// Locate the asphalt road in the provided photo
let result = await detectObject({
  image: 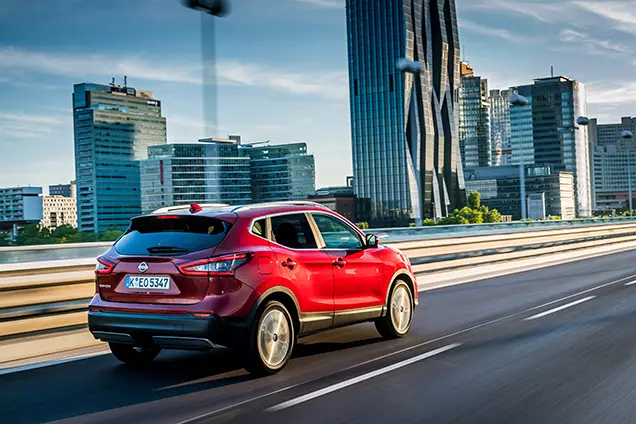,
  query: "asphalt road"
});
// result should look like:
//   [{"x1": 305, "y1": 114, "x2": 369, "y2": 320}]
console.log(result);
[{"x1": 4, "y1": 249, "x2": 636, "y2": 424}]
